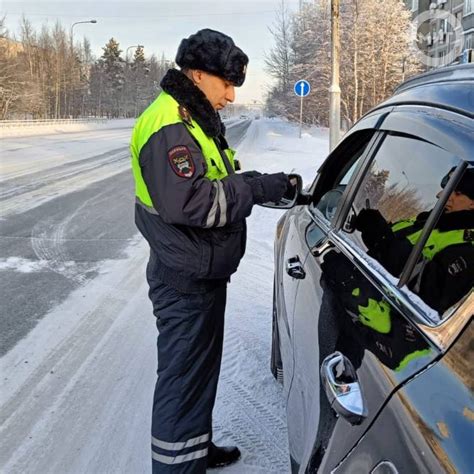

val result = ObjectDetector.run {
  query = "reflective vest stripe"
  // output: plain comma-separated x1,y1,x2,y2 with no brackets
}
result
217,180,228,227
206,182,220,228
204,181,228,228
135,196,159,215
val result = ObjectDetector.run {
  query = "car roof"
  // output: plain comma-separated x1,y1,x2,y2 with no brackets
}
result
376,64,474,118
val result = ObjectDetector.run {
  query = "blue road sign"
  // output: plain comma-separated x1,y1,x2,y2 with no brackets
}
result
294,79,311,97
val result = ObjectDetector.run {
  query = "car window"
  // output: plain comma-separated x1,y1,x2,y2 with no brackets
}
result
408,165,474,316
341,132,472,315
312,136,370,222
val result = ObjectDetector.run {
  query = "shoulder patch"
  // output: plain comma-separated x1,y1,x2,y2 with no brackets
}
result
168,145,195,178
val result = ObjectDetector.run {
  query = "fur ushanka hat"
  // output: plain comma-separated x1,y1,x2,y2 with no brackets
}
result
175,29,249,87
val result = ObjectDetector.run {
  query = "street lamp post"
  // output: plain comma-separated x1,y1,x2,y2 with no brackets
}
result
69,20,97,118
126,45,143,63
70,19,97,52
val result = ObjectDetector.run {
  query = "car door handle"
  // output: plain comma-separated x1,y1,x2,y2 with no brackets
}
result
311,239,334,257
321,352,367,425
286,256,306,279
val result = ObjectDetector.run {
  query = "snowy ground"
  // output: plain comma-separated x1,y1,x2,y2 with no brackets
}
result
0,118,329,473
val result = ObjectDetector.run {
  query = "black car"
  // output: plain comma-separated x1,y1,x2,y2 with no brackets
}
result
266,64,474,473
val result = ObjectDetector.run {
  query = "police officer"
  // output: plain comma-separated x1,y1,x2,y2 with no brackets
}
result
355,167,474,314
130,29,289,473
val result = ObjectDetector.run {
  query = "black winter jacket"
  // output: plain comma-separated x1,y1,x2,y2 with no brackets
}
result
134,70,255,293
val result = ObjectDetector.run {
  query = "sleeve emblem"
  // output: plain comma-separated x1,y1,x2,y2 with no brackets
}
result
168,145,195,178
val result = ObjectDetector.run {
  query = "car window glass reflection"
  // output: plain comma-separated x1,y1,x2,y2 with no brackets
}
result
314,147,366,222
408,167,474,314
344,134,473,315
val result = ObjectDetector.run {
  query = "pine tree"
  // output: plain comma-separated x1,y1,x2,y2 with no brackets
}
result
100,38,124,117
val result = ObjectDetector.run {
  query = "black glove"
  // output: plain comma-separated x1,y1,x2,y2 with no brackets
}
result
240,170,263,182
247,172,289,204
354,208,392,250
354,208,387,233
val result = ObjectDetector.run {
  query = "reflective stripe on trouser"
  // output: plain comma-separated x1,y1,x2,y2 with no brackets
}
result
147,265,226,473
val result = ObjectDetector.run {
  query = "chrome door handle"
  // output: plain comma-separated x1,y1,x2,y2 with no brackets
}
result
311,239,334,257
321,352,367,425
286,256,306,279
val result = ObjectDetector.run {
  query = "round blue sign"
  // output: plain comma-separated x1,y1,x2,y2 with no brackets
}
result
294,80,311,97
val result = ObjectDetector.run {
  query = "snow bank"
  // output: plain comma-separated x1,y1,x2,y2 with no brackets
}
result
0,119,135,139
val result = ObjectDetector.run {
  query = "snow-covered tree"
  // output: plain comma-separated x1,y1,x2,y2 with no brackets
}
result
99,38,124,117
265,0,423,126
0,16,172,118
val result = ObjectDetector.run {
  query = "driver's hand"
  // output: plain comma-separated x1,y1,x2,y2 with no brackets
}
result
354,208,387,233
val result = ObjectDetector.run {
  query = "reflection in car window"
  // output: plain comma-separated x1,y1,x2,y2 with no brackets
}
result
409,167,474,315
314,144,367,222
344,133,473,315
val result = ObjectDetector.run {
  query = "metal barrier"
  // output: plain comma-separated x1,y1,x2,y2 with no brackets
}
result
0,118,109,128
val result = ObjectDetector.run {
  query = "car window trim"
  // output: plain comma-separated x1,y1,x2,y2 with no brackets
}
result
308,131,386,225
375,105,473,161
305,205,331,234
332,131,386,231
308,110,391,197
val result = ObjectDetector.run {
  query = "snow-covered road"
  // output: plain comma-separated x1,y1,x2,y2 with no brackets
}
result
0,118,329,473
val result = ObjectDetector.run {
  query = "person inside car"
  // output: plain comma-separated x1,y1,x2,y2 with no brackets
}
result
354,167,474,314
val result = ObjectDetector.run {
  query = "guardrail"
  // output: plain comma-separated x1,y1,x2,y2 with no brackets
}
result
0,118,109,128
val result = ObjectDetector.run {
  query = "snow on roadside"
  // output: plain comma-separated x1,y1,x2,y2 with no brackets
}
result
0,116,238,140
200,119,330,472
0,119,135,139
0,118,330,474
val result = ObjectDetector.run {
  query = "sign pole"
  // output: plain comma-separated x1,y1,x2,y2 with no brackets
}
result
294,79,310,139
299,94,303,138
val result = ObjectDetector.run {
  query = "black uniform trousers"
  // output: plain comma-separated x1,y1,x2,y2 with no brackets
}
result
147,257,226,473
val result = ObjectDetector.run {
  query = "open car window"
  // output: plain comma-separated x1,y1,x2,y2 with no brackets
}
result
310,131,374,223
340,132,473,319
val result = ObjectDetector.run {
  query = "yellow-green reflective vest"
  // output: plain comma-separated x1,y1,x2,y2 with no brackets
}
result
391,218,473,261
130,91,236,208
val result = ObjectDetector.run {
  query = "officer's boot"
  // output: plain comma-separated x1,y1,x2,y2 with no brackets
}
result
207,442,241,468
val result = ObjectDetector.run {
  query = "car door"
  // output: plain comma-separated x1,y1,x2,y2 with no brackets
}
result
275,205,313,397
287,117,471,473
282,127,381,468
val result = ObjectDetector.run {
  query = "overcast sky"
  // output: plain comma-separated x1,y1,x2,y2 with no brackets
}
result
2,0,300,104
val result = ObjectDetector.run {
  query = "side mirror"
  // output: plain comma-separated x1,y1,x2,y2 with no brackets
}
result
259,173,303,209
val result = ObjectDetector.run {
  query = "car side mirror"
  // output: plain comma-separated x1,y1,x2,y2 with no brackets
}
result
259,173,303,209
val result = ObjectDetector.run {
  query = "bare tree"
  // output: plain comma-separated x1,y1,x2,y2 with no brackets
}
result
0,15,172,119
265,0,423,126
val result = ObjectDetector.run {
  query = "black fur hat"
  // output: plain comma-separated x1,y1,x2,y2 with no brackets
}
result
442,167,474,199
175,29,249,87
